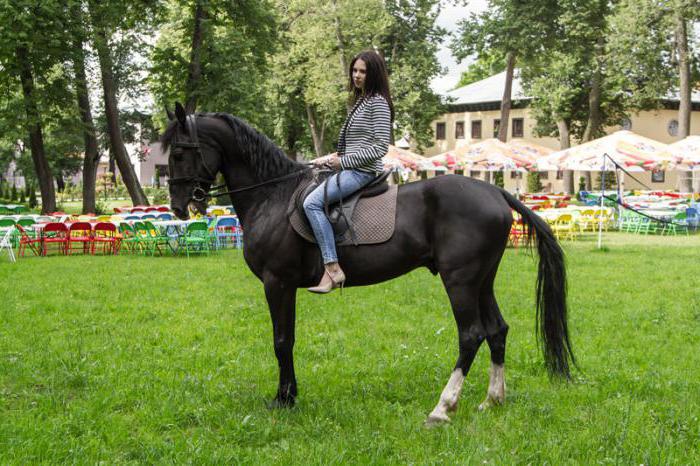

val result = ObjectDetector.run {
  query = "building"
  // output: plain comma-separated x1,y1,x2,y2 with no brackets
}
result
424,71,700,192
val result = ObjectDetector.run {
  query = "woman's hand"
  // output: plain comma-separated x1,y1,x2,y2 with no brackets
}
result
326,155,341,170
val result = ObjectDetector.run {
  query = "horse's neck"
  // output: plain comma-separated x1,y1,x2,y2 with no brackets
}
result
219,157,305,234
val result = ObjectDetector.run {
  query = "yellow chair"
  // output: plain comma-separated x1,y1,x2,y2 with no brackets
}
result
96,215,112,222
550,214,577,241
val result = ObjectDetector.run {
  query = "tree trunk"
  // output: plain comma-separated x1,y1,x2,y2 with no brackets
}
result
55,176,65,193
15,46,56,214
92,23,148,206
557,119,575,194
675,12,691,139
331,0,348,73
497,51,516,143
185,1,207,113
306,104,325,157
582,39,604,143
72,28,100,214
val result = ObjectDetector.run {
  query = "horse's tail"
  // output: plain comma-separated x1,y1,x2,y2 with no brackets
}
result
500,189,575,379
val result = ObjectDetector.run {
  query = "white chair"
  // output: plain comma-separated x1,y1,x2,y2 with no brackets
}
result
0,227,16,263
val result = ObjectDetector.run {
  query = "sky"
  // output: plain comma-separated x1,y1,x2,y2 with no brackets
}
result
431,0,489,94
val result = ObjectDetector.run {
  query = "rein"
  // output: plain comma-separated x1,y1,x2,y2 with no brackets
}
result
169,114,311,202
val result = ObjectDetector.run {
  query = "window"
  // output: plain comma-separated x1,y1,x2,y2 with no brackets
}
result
556,170,564,180
538,171,549,180
512,118,524,138
651,169,665,183
436,122,446,140
455,121,465,139
493,119,501,138
454,169,464,176
510,171,521,179
155,164,168,177
471,120,482,139
469,171,480,178
667,120,678,137
621,118,632,130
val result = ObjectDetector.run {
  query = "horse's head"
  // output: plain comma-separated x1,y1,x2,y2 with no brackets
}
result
162,103,222,220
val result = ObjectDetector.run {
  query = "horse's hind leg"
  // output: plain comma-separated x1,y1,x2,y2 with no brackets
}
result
478,274,508,410
426,271,485,426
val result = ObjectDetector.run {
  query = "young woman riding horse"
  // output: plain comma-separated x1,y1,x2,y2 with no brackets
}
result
162,80,574,427
304,50,394,293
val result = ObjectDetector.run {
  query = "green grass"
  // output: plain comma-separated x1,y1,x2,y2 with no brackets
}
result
1,233,699,464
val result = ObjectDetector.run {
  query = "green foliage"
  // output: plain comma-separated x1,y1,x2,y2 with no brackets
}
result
454,51,506,89
493,171,504,188
151,188,169,205
28,188,37,208
527,171,543,192
10,185,17,202
578,176,587,193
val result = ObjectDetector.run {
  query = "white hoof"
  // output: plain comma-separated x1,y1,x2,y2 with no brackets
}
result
478,394,504,411
424,412,450,427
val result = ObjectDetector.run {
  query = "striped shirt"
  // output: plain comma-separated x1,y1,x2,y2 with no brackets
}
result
337,94,391,174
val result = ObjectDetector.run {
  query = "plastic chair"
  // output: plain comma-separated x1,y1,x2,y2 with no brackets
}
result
214,217,240,249
67,222,93,255
41,223,69,256
157,213,173,221
156,206,171,212
181,221,211,257
92,222,119,254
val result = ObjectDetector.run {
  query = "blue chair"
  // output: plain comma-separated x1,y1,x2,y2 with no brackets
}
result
686,208,698,231
214,217,242,249
125,215,140,220
157,213,173,221
142,214,157,220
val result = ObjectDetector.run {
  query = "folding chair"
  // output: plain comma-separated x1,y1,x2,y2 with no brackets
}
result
15,224,41,257
0,227,15,263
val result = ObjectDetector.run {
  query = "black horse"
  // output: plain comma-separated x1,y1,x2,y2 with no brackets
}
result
162,103,574,425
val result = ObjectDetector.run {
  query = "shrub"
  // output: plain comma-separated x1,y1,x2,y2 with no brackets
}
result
527,172,542,193
151,188,169,205
493,171,504,188
10,185,17,201
28,189,37,208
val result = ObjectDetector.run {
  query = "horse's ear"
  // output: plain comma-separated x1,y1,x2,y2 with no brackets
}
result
174,101,187,127
165,106,175,121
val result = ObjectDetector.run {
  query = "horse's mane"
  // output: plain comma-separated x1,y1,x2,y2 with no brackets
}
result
160,112,305,181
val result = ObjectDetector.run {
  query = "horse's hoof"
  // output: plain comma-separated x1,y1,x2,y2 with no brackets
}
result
424,413,450,428
267,397,295,410
478,396,503,412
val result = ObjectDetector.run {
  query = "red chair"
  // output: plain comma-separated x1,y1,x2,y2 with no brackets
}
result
67,222,93,255
92,222,118,255
130,206,145,213
145,207,159,213
41,223,69,256
156,206,170,212
15,224,41,257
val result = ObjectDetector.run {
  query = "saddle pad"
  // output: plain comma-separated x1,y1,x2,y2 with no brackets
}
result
289,185,398,246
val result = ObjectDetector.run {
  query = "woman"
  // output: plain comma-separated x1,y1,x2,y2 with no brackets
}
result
303,50,394,294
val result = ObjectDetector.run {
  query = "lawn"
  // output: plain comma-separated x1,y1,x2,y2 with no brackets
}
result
1,233,699,464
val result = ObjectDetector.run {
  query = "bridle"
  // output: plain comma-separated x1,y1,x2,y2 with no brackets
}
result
168,114,311,203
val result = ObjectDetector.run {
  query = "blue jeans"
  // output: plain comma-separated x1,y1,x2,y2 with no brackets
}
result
303,169,376,264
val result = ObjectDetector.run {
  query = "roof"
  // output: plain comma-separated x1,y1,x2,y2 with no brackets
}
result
444,70,529,106
444,70,700,110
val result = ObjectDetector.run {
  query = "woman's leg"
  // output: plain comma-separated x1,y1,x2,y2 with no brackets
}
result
303,169,375,264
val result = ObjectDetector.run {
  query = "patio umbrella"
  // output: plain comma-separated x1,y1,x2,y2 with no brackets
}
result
461,139,535,171
661,135,700,167
533,130,670,172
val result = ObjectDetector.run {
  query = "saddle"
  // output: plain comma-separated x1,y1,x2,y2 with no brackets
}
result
288,171,398,246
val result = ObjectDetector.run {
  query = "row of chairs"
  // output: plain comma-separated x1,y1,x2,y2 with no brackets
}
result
618,209,697,235
16,222,119,257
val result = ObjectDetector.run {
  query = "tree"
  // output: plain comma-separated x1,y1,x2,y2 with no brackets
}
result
454,51,506,89
0,1,72,213
379,0,447,150
452,0,560,143
87,0,154,206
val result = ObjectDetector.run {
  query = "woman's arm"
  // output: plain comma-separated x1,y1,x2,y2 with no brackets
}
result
340,96,391,170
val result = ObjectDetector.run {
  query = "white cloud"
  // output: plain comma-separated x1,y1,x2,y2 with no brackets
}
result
431,0,489,94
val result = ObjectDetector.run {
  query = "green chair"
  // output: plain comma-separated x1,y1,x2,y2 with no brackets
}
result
118,223,144,254
133,221,170,256
661,212,688,236
144,221,174,255
181,221,211,257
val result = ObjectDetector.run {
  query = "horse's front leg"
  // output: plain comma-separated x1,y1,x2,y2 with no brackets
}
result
264,275,298,408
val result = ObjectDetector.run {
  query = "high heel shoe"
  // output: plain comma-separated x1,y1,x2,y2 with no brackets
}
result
307,264,346,294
